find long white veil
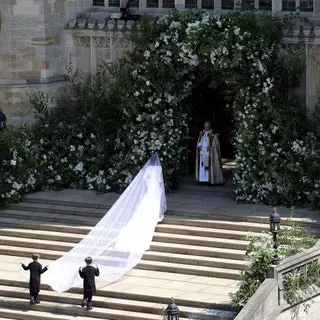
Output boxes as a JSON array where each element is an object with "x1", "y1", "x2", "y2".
[{"x1": 37, "y1": 154, "x2": 166, "y2": 292}]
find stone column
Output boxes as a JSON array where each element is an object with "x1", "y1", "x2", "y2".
[
  {"x1": 254, "y1": 0, "x2": 259, "y2": 9},
  {"x1": 140, "y1": 0, "x2": 147, "y2": 10},
  {"x1": 214, "y1": 0, "x2": 221, "y2": 10},
  {"x1": 272, "y1": 0, "x2": 282, "y2": 13},
  {"x1": 90, "y1": 36, "x2": 97, "y2": 74},
  {"x1": 306, "y1": 43, "x2": 320, "y2": 117},
  {"x1": 314, "y1": 0, "x2": 320, "y2": 14},
  {"x1": 175, "y1": 0, "x2": 184, "y2": 10}
]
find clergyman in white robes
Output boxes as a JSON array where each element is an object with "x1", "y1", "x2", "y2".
[{"x1": 195, "y1": 121, "x2": 224, "y2": 185}]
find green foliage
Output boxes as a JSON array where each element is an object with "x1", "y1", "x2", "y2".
[
  {"x1": 0, "y1": 129, "x2": 37, "y2": 206},
  {"x1": 283, "y1": 261, "x2": 320, "y2": 316},
  {"x1": 234, "y1": 213, "x2": 317, "y2": 308}
]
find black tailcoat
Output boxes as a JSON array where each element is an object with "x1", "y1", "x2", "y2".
[
  {"x1": 79, "y1": 266, "x2": 100, "y2": 294},
  {"x1": 22, "y1": 261, "x2": 48, "y2": 295}
]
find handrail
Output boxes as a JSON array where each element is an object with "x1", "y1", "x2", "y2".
[{"x1": 234, "y1": 239, "x2": 320, "y2": 320}]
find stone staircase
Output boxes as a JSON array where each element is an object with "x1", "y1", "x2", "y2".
[{"x1": 0, "y1": 193, "x2": 273, "y2": 320}]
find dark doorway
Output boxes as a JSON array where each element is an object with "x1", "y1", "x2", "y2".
[{"x1": 186, "y1": 77, "x2": 235, "y2": 175}]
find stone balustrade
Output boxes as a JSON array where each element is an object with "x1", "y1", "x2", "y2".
[{"x1": 235, "y1": 239, "x2": 320, "y2": 320}]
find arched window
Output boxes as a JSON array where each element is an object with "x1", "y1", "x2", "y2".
[
  {"x1": 259, "y1": 0, "x2": 271, "y2": 10},
  {"x1": 300, "y1": 0, "x2": 314, "y2": 11},
  {"x1": 93, "y1": 0, "x2": 105, "y2": 5},
  {"x1": 202, "y1": 0, "x2": 214, "y2": 9},
  {"x1": 221, "y1": 0, "x2": 234, "y2": 9},
  {"x1": 163, "y1": 0, "x2": 175, "y2": 8},
  {"x1": 282, "y1": 0, "x2": 314, "y2": 11}
]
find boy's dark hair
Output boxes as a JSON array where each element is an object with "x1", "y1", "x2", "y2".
[
  {"x1": 32, "y1": 253, "x2": 40, "y2": 261},
  {"x1": 85, "y1": 257, "x2": 92, "y2": 265}
]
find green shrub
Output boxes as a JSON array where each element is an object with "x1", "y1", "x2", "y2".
[{"x1": 234, "y1": 213, "x2": 317, "y2": 308}]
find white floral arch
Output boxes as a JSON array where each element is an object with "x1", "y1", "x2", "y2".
[{"x1": 110, "y1": 10, "x2": 284, "y2": 204}]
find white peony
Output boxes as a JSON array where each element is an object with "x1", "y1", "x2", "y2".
[{"x1": 74, "y1": 162, "x2": 84, "y2": 172}]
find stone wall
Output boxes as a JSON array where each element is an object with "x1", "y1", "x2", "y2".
[
  {"x1": 0, "y1": 0, "x2": 93, "y2": 125},
  {"x1": 66, "y1": 31, "x2": 132, "y2": 73},
  {"x1": 1, "y1": 2, "x2": 320, "y2": 125}
]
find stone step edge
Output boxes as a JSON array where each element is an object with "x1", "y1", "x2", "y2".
[
  {"x1": 0, "y1": 239, "x2": 247, "y2": 260},
  {"x1": 23, "y1": 195, "x2": 317, "y2": 227},
  {"x1": 0, "y1": 223, "x2": 255, "y2": 240},
  {"x1": 10, "y1": 202, "x2": 107, "y2": 216},
  {"x1": 0, "y1": 237, "x2": 248, "y2": 270},
  {"x1": 0, "y1": 297, "x2": 166, "y2": 320},
  {"x1": 0, "y1": 279, "x2": 236, "y2": 311},
  {"x1": 0, "y1": 230, "x2": 249, "y2": 251},
  {"x1": 0, "y1": 307, "x2": 92, "y2": 320},
  {"x1": 0, "y1": 231, "x2": 249, "y2": 268},
  {"x1": 0, "y1": 245, "x2": 242, "y2": 279},
  {"x1": 0, "y1": 225, "x2": 250, "y2": 246},
  {"x1": 1, "y1": 209, "x2": 270, "y2": 232},
  {"x1": 0, "y1": 284, "x2": 236, "y2": 318}
]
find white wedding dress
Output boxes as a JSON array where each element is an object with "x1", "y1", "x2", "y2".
[
  {"x1": 25, "y1": 154, "x2": 167, "y2": 292},
  {"x1": 115, "y1": 165, "x2": 164, "y2": 252}
]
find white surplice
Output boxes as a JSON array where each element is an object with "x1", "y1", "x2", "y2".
[{"x1": 198, "y1": 132, "x2": 210, "y2": 182}]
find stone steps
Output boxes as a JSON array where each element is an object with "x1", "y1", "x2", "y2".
[
  {"x1": 0, "y1": 209, "x2": 97, "y2": 225},
  {"x1": 0, "y1": 297, "x2": 167, "y2": 320},
  {"x1": 0, "y1": 243, "x2": 243, "y2": 279},
  {"x1": 143, "y1": 251, "x2": 248, "y2": 270},
  {"x1": 162, "y1": 217, "x2": 269, "y2": 233},
  {"x1": 0, "y1": 227, "x2": 248, "y2": 251},
  {"x1": 0, "y1": 194, "x2": 257, "y2": 319},
  {"x1": 1, "y1": 208, "x2": 270, "y2": 233},
  {"x1": 0, "y1": 307, "x2": 92, "y2": 320},
  {"x1": 0, "y1": 277, "x2": 236, "y2": 311},
  {"x1": 0, "y1": 285, "x2": 236, "y2": 320},
  {"x1": 0, "y1": 223, "x2": 253, "y2": 241},
  {"x1": 10, "y1": 202, "x2": 106, "y2": 217},
  {"x1": 22, "y1": 191, "x2": 320, "y2": 229}
]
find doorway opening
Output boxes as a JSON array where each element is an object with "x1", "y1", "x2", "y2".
[{"x1": 186, "y1": 76, "x2": 235, "y2": 176}]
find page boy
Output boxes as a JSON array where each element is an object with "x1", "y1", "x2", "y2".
[
  {"x1": 21, "y1": 253, "x2": 48, "y2": 305},
  {"x1": 79, "y1": 256, "x2": 100, "y2": 311}
]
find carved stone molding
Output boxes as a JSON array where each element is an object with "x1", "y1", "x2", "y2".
[
  {"x1": 114, "y1": 37, "x2": 130, "y2": 49},
  {"x1": 307, "y1": 43, "x2": 320, "y2": 65},
  {"x1": 74, "y1": 36, "x2": 90, "y2": 48},
  {"x1": 96, "y1": 36, "x2": 111, "y2": 49}
]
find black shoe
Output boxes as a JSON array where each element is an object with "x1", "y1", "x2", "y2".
[
  {"x1": 86, "y1": 303, "x2": 92, "y2": 311},
  {"x1": 35, "y1": 299, "x2": 40, "y2": 304}
]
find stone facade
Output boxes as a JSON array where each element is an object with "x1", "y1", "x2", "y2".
[{"x1": 1, "y1": 0, "x2": 320, "y2": 125}]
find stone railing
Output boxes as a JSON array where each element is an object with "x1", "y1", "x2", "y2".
[{"x1": 235, "y1": 239, "x2": 320, "y2": 320}]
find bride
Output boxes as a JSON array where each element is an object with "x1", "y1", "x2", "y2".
[{"x1": 115, "y1": 156, "x2": 165, "y2": 252}]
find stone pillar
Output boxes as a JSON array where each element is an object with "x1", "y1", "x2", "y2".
[
  {"x1": 139, "y1": 0, "x2": 147, "y2": 10},
  {"x1": 272, "y1": 0, "x2": 282, "y2": 13},
  {"x1": 306, "y1": 43, "x2": 320, "y2": 117},
  {"x1": 90, "y1": 36, "x2": 97, "y2": 74},
  {"x1": 214, "y1": 0, "x2": 221, "y2": 10},
  {"x1": 314, "y1": 0, "x2": 320, "y2": 14},
  {"x1": 254, "y1": 0, "x2": 259, "y2": 9},
  {"x1": 175, "y1": 0, "x2": 184, "y2": 10}
]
